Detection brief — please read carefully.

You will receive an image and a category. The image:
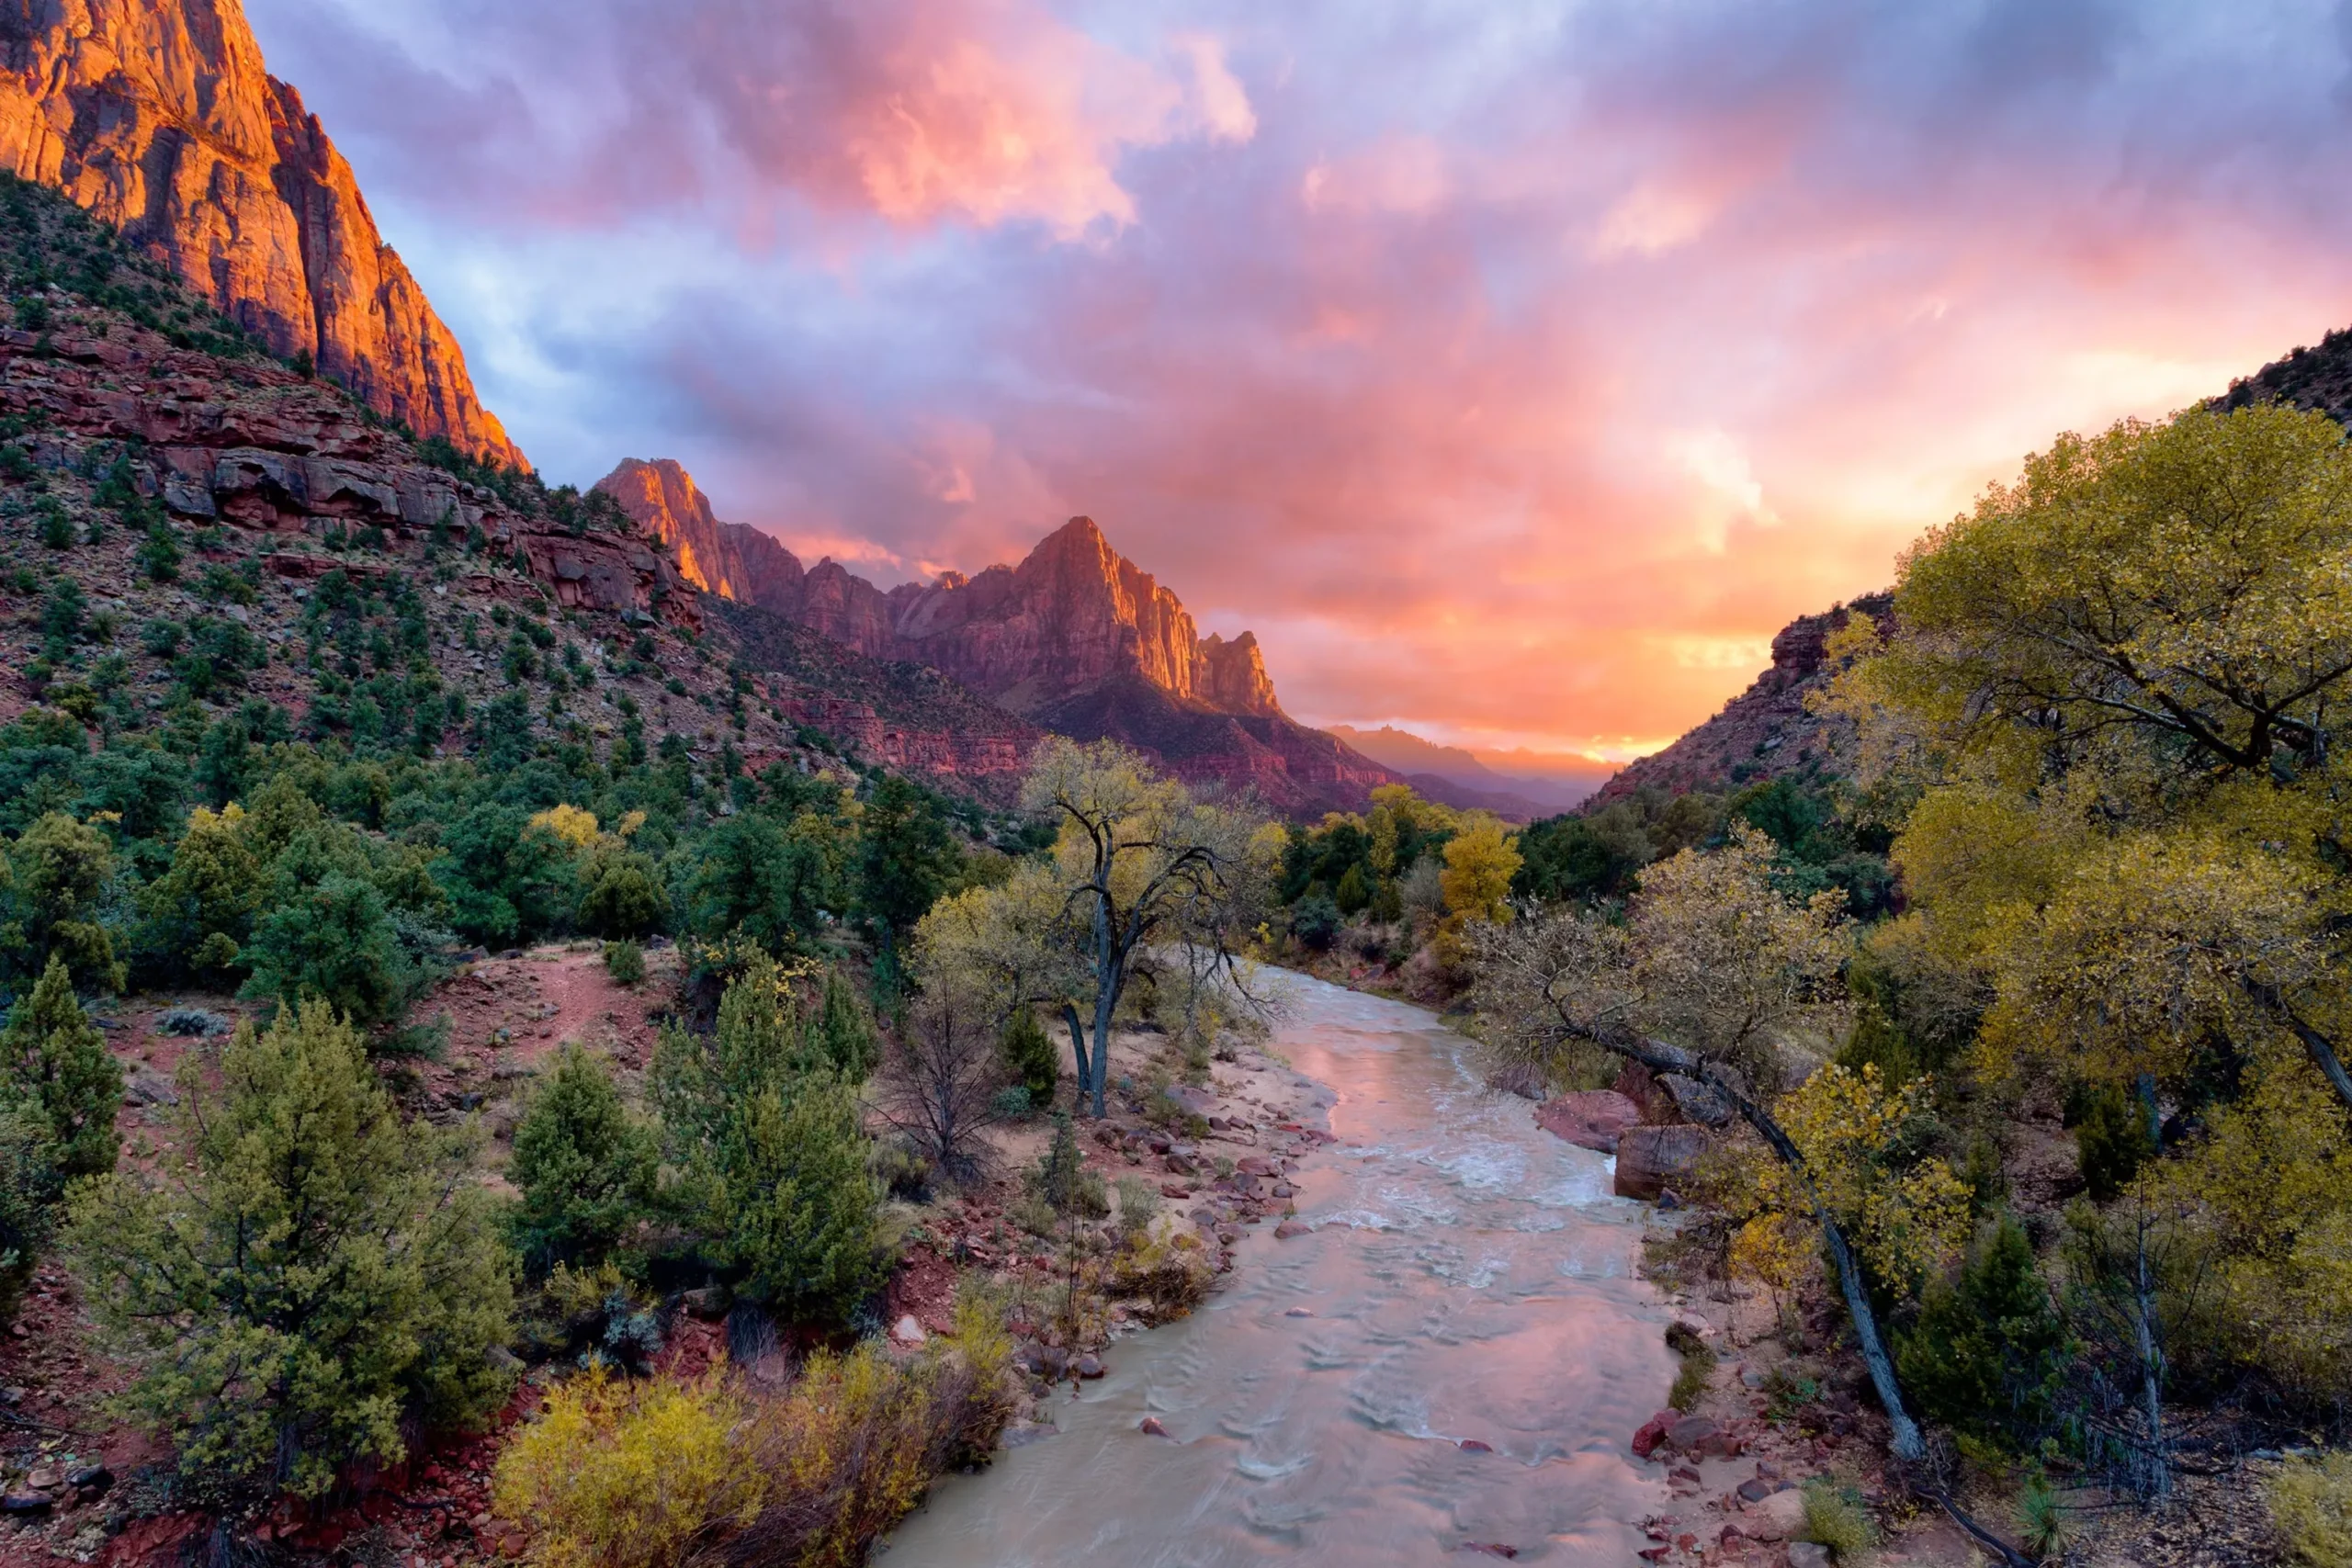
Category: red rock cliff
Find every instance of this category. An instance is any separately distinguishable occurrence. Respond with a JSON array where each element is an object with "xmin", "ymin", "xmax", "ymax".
[{"xmin": 0, "ymin": 0, "xmax": 524, "ymax": 468}]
